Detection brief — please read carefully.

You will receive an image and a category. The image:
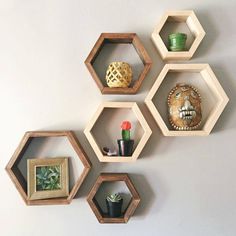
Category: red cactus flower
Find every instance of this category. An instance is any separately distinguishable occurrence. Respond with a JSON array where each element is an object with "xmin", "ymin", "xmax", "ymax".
[{"xmin": 121, "ymin": 121, "xmax": 131, "ymax": 130}]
